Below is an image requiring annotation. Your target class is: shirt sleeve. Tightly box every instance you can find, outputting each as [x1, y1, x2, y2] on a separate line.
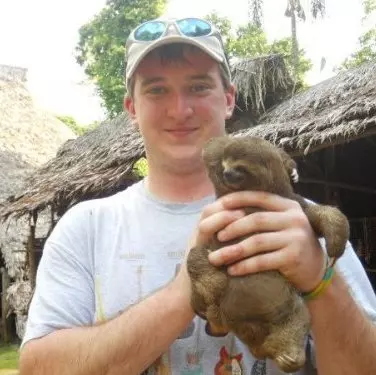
[308, 240, 376, 369]
[21, 202, 95, 348]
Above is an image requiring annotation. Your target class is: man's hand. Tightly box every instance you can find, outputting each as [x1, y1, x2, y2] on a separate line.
[197, 191, 326, 293]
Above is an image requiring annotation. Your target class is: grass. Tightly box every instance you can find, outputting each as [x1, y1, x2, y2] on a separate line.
[0, 344, 19, 369]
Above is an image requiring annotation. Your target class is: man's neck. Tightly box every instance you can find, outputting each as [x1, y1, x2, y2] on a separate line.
[145, 167, 215, 203]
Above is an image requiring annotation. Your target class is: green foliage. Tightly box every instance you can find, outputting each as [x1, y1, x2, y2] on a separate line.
[0, 344, 19, 369]
[364, 0, 376, 15]
[76, 0, 167, 118]
[205, 12, 232, 43]
[227, 24, 269, 56]
[133, 157, 148, 177]
[57, 115, 99, 136]
[207, 14, 312, 85]
[341, 0, 376, 69]
[269, 38, 313, 85]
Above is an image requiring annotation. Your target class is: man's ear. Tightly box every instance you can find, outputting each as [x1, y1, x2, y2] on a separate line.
[124, 96, 138, 129]
[279, 149, 299, 183]
[225, 84, 236, 119]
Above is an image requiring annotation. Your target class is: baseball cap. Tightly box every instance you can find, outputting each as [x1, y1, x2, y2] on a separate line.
[125, 17, 231, 88]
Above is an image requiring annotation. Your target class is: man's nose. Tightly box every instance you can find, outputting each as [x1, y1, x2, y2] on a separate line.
[166, 92, 193, 121]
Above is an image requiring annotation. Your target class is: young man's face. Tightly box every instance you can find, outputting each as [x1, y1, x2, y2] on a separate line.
[125, 48, 235, 174]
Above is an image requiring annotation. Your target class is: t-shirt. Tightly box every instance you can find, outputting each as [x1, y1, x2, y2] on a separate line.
[22, 180, 376, 374]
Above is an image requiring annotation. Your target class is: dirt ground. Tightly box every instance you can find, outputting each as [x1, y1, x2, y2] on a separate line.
[0, 370, 18, 375]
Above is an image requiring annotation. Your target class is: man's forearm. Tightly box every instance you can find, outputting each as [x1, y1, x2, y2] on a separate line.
[308, 271, 376, 375]
[20, 278, 195, 375]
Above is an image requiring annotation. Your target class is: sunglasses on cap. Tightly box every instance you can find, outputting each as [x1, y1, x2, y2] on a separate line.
[130, 17, 219, 42]
[125, 17, 231, 86]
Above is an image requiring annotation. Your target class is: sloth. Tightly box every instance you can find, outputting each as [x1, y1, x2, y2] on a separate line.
[186, 135, 350, 373]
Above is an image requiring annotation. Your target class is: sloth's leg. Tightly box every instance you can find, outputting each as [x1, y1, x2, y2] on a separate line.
[262, 302, 310, 373]
[304, 204, 350, 260]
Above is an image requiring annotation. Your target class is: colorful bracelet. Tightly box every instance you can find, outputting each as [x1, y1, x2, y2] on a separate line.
[301, 256, 335, 302]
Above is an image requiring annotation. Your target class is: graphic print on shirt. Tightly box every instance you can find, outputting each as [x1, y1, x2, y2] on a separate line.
[250, 359, 266, 375]
[94, 277, 106, 321]
[181, 348, 204, 375]
[175, 262, 196, 340]
[136, 264, 143, 300]
[148, 352, 172, 375]
[214, 346, 243, 375]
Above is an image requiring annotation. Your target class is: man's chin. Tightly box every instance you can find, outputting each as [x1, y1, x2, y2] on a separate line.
[164, 151, 204, 173]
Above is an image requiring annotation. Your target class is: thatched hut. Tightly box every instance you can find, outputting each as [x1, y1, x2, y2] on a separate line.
[237, 61, 376, 285]
[0, 64, 76, 339]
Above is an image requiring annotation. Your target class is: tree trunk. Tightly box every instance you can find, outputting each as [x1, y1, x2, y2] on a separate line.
[249, 0, 263, 28]
[290, 4, 299, 80]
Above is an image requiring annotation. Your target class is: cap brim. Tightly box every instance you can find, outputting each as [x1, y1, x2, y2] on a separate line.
[126, 35, 227, 85]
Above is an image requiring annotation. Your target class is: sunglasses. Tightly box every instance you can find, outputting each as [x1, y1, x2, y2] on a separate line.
[131, 18, 217, 42]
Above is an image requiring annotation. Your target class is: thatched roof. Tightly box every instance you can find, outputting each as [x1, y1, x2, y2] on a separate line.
[0, 55, 293, 220]
[0, 66, 79, 335]
[0, 150, 32, 280]
[237, 62, 376, 156]
[0, 113, 144, 220]
[0, 78, 76, 167]
[0, 67, 77, 275]
[231, 54, 294, 115]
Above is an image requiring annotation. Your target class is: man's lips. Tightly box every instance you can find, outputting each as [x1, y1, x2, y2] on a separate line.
[165, 128, 198, 135]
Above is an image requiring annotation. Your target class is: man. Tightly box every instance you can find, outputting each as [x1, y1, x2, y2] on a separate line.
[19, 17, 376, 375]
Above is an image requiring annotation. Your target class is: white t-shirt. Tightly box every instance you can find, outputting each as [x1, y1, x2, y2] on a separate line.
[23, 180, 376, 374]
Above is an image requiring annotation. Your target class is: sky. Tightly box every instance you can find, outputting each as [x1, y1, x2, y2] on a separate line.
[0, 0, 368, 124]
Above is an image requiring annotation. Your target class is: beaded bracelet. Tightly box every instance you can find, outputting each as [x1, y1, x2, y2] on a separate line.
[301, 256, 335, 302]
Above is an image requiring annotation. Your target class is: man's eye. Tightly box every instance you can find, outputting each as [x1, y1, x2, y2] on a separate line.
[148, 87, 167, 95]
[190, 84, 208, 93]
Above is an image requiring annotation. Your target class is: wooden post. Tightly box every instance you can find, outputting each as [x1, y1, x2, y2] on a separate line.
[323, 147, 336, 204]
[1, 267, 11, 343]
[27, 211, 38, 290]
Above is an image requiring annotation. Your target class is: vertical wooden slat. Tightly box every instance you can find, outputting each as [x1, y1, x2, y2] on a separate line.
[27, 211, 38, 290]
[1, 267, 11, 342]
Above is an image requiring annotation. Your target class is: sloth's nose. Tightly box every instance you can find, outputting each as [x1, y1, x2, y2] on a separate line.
[223, 168, 245, 185]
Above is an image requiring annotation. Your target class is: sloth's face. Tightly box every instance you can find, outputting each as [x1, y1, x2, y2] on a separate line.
[203, 136, 295, 197]
[219, 156, 270, 191]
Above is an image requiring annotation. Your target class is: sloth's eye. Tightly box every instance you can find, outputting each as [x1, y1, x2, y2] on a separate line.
[233, 165, 249, 175]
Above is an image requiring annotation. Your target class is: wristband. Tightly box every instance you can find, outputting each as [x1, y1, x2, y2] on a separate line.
[301, 255, 335, 302]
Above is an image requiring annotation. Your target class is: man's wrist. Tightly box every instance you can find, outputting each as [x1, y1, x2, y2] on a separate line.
[169, 266, 195, 317]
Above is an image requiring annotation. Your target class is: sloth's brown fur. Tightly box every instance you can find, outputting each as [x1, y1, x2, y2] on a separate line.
[186, 136, 350, 372]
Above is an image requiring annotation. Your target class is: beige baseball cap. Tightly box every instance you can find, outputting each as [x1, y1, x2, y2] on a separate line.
[125, 17, 231, 88]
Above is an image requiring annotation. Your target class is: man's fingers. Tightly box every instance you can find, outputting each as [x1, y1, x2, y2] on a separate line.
[197, 210, 245, 245]
[220, 191, 300, 212]
[200, 199, 228, 219]
[217, 211, 290, 242]
[226, 249, 287, 276]
[208, 232, 285, 266]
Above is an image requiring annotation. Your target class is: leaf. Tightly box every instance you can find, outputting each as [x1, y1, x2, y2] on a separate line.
[75, 0, 167, 118]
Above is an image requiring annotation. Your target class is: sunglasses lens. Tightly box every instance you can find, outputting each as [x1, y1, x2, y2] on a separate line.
[134, 21, 166, 41]
[177, 18, 212, 37]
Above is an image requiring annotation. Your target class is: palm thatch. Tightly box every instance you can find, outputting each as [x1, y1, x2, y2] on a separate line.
[0, 150, 31, 280]
[0, 55, 293, 221]
[228, 54, 295, 131]
[0, 76, 76, 166]
[231, 54, 294, 115]
[0, 113, 143, 221]
[237, 62, 376, 156]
